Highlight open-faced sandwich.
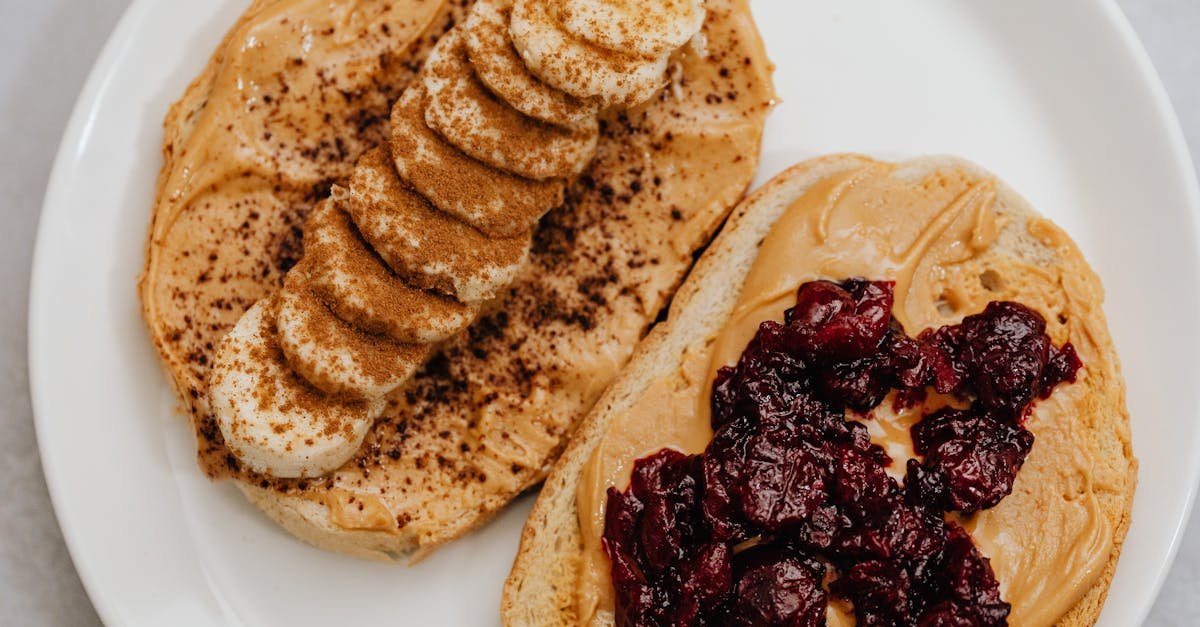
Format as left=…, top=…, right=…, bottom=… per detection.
left=503, top=156, right=1136, bottom=626
left=140, top=0, right=774, bottom=560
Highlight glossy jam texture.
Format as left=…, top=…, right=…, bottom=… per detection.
left=602, top=279, right=1081, bottom=626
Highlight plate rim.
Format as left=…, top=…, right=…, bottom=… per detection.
left=28, top=0, right=1200, bottom=625
left=1087, top=1, right=1200, bottom=622
left=29, top=0, right=158, bottom=624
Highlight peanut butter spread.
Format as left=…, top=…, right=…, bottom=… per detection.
left=141, top=0, right=468, bottom=472
left=578, top=160, right=1131, bottom=625
left=143, top=0, right=774, bottom=555
left=207, top=0, right=722, bottom=479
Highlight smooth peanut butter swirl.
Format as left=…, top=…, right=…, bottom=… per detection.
left=208, top=0, right=709, bottom=478
left=576, top=159, right=1131, bottom=626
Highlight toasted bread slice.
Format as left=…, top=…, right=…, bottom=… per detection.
left=143, top=0, right=774, bottom=560
left=502, top=156, right=1136, bottom=626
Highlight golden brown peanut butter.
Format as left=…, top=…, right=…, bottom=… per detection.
left=577, top=160, right=1115, bottom=625
left=322, top=489, right=398, bottom=533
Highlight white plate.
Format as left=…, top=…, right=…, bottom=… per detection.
left=30, top=0, right=1200, bottom=625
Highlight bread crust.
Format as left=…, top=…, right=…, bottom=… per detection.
left=502, top=155, right=1136, bottom=626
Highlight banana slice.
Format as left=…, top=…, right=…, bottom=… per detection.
left=276, top=263, right=427, bottom=399
left=303, top=199, right=475, bottom=341
left=509, top=0, right=671, bottom=107
left=464, top=0, right=599, bottom=130
left=344, top=148, right=531, bottom=302
left=209, top=298, right=385, bottom=479
left=423, top=30, right=598, bottom=180
left=559, top=0, right=705, bottom=58
left=390, top=85, right=564, bottom=238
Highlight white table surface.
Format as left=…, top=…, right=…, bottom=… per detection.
left=1, top=1, right=1197, bottom=625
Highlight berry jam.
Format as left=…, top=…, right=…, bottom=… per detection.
left=602, top=279, right=1081, bottom=626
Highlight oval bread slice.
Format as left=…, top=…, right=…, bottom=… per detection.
left=501, top=155, right=1137, bottom=627
left=160, top=0, right=775, bottom=570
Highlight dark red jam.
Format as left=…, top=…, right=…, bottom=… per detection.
left=602, top=279, right=1081, bottom=626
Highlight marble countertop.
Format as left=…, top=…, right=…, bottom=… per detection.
left=1, top=0, right=1197, bottom=625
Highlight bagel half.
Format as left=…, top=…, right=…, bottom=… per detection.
left=502, top=155, right=1136, bottom=626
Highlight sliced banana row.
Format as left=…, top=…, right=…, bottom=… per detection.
left=510, top=0, right=705, bottom=107
left=560, top=0, right=706, bottom=58
left=210, top=0, right=707, bottom=479
left=209, top=298, right=386, bottom=479
left=465, top=0, right=599, bottom=130
left=344, top=149, right=531, bottom=303
left=425, top=30, right=598, bottom=181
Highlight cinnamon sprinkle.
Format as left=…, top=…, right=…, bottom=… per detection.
left=389, top=84, right=565, bottom=238
left=302, top=199, right=475, bottom=344
left=465, top=0, right=599, bottom=130
left=343, top=148, right=531, bottom=302
left=278, top=262, right=427, bottom=398
left=423, top=29, right=598, bottom=180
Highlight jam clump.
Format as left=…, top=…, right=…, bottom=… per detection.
left=602, top=279, right=1080, bottom=626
